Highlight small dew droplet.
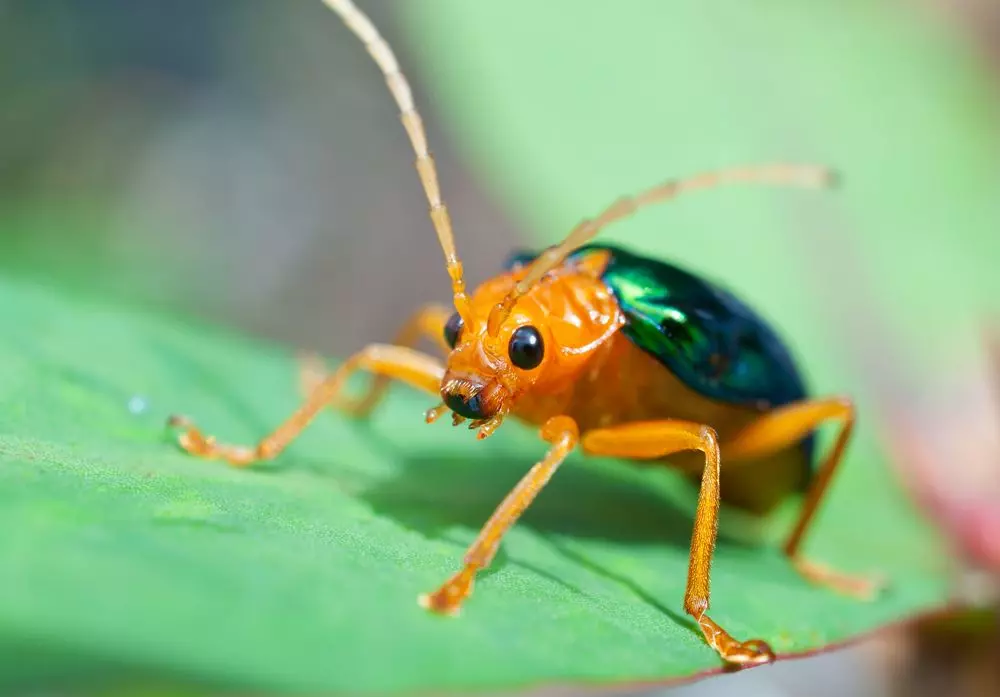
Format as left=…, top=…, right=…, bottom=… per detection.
left=128, top=395, right=149, bottom=415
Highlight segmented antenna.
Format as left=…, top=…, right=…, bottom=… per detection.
left=321, top=0, right=472, bottom=324
left=487, top=164, right=834, bottom=335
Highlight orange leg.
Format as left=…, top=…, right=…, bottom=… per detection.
left=299, top=303, right=452, bottom=417
left=724, top=396, right=880, bottom=599
left=170, top=344, right=444, bottom=467
left=583, top=420, right=775, bottom=667
left=420, top=416, right=579, bottom=614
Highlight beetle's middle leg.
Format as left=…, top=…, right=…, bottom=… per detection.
left=171, top=344, right=444, bottom=467
left=300, top=303, right=451, bottom=417
left=724, top=396, right=881, bottom=599
left=583, top=420, right=775, bottom=667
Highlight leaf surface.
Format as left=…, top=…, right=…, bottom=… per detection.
left=0, top=273, right=949, bottom=694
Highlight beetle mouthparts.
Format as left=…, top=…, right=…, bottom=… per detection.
left=443, top=390, right=487, bottom=420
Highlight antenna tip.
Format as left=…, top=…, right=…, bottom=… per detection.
left=818, top=167, right=841, bottom=189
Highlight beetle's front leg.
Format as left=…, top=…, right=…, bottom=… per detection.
left=300, top=303, right=452, bottom=418
left=170, top=344, right=444, bottom=467
left=420, top=416, right=579, bottom=613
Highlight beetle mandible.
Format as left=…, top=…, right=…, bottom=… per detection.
left=170, top=0, right=880, bottom=667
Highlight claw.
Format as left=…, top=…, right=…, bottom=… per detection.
left=418, top=567, right=476, bottom=616
left=697, top=614, right=775, bottom=667
left=167, top=416, right=258, bottom=467
left=166, top=414, right=193, bottom=430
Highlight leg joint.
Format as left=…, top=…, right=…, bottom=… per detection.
left=699, top=425, right=719, bottom=451
left=822, top=395, right=855, bottom=421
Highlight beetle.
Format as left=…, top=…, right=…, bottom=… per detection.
left=170, top=0, right=880, bottom=667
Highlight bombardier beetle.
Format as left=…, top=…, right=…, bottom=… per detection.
left=170, top=0, right=880, bottom=667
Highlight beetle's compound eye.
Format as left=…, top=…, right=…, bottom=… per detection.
left=444, top=312, right=464, bottom=349
left=508, top=325, right=544, bottom=370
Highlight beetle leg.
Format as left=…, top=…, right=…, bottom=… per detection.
left=420, top=416, right=579, bottom=614
left=582, top=420, right=775, bottom=667
left=299, top=303, right=452, bottom=417
left=724, top=396, right=881, bottom=599
left=170, top=343, right=444, bottom=467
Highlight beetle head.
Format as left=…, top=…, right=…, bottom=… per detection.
left=436, top=253, right=623, bottom=437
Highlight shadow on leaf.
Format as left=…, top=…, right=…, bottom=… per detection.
left=358, top=447, right=758, bottom=636
left=360, top=447, right=757, bottom=553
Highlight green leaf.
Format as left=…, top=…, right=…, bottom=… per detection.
left=0, top=270, right=950, bottom=694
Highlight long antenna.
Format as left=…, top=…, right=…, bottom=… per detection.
left=487, top=163, right=834, bottom=335
left=321, top=0, right=472, bottom=323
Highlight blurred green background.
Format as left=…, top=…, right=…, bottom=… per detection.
left=1, top=0, right=997, bottom=695
left=0, top=0, right=519, bottom=356
left=3, top=0, right=997, bottom=398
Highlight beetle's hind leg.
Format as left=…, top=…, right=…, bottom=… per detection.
left=725, top=397, right=882, bottom=599
left=583, top=421, right=775, bottom=667
left=170, top=344, right=444, bottom=467
left=299, top=303, right=452, bottom=418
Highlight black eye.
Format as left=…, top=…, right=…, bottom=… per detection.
left=508, top=325, right=544, bottom=370
left=443, top=312, right=463, bottom=349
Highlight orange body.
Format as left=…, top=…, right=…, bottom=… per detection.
left=448, top=249, right=808, bottom=513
